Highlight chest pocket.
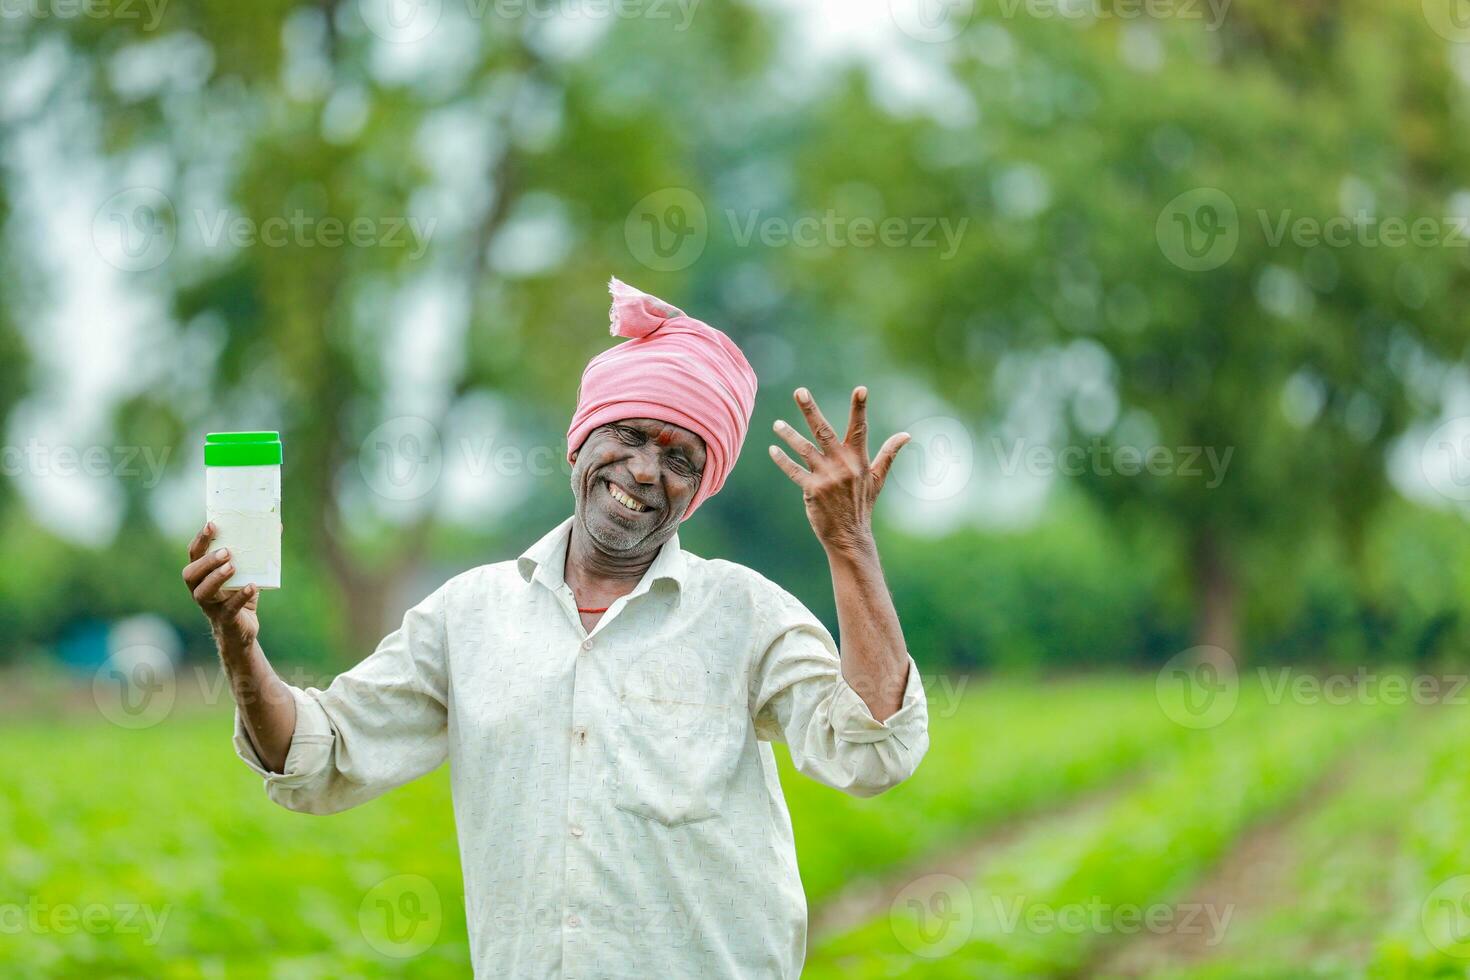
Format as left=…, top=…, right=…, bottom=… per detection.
left=615, top=647, right=744, bottom=827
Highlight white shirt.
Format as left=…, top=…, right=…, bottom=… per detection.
left=233, top=515, right=929, bottom=979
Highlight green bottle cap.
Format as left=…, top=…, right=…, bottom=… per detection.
left=205, top=431, right=283, bottom=467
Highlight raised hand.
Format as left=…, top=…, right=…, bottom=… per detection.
left=768, top=386, right=910, bottom=555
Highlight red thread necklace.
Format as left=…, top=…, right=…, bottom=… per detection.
left=577, top=606, right=609, bottom=613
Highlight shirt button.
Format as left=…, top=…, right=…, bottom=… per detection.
left=566, top=913, right=581, bottom=928
left=570, top=824, right=584, bottom=838
left=573, top=727, right=587, bottom=744
left=581, top=639, right=593, bottom=652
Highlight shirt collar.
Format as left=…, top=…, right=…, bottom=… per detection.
left=517, top=515, right=687, bottom=597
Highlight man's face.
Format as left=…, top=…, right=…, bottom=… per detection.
left=570, top=418, right=707, bottom=555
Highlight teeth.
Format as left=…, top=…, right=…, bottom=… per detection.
left=607, top=481, right=648, bottom=512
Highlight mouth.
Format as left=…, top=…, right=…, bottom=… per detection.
left=602, top=477, right=656, bottom=515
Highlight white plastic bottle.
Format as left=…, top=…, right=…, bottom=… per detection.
left=204, top=431, right=282, bottom=590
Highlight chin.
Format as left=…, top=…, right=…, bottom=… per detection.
left=582, top=506, right=650, bottom=552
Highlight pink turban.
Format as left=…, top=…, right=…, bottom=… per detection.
left=566, top=277, right=758, bottom=521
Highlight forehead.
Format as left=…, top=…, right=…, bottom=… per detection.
left=612, top=418, right=705, bottom=455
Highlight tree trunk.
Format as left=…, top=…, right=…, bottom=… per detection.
left=1191, top=529, right=1240, bottom=665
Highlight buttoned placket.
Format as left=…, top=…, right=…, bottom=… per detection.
left=554, top=578, right=646, bottom=979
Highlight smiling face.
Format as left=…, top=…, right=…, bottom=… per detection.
left=569, top=418, right=707, bottom=555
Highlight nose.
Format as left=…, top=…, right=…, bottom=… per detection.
left=626, top=445, right=660, bottom=485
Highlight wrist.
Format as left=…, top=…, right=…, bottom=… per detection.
left=211, top=622, right=252, bottom=660
left=822, top=528, right=878, bottom=564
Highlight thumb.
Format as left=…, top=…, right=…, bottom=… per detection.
left=871, top=432, right=911, bottom=490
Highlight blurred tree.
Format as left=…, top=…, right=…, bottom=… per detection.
left=793, top=2, right=1470, bottom=661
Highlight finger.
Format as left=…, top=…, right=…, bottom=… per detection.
left=187, top=522, right=217, bottom=562
left=773, top=419, right=821, bottom=469
left=192, top=559, right=236, bottom=605
left=183, top=547, right=230, bottom=590
left=220, top=584, right=256, bottom=619
left=845, top=386, right=869, bottom=458
left=767, top=445, right=809, bottom=486
left=871, top=432, right=912, bottom=490
left=794, top=388, right=839, bottom=451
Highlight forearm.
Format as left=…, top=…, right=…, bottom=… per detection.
left=826, top=534, right=910, bottom=721
left=214, top=631, right=296, bottom=774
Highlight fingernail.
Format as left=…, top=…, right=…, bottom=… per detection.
left=856, top=387, right=867, bottom=401
left=206, top=522, right=215, bottom=532
left=214, top=548, right=228, bottom=559
left=796, top=388, right=810, bottom=402
left=773, top=420, right=786, bottom=431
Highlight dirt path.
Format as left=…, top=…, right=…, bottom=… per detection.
left=810, top=775, right=1140, bottom=942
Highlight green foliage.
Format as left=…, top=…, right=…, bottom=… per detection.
left=809, top=687, right=1390, bottom=978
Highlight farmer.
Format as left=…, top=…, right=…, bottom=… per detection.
left=182, top=278, right=929, bottom=978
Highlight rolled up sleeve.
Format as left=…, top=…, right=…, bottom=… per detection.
left=231, top=585, right=451, bottom=815
left=750, top=617, right=929, bottom=798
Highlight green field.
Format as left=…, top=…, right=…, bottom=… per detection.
left=3, top=673, right=1467, bottom=978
